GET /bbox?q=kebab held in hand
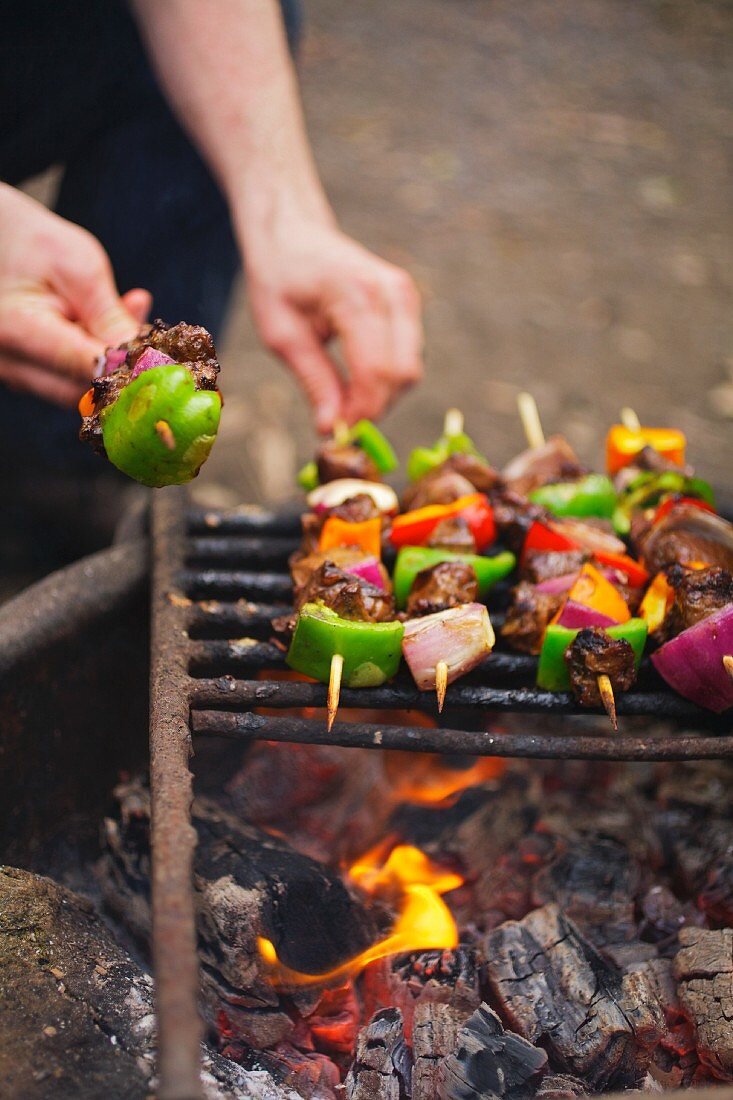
[284,402,733,728]
[79,320,222,487]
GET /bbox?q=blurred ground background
[201,0,733,507]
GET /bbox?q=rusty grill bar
[149,487,733,1098]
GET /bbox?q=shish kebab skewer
[515,392,621,729]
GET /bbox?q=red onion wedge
[556,600,618,630]
[100,348,128,376]
[130,347,176,380]
[651,603,733,713]
[535,571,580,595]
[344,556,385,591]
[402,603,495,691]
[307,478,399,516]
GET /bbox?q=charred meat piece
[296,561,395,622]
[501,581,564,654]
[441,451,501,493]
[329,493,382,524]
[402,468,476,510]
[667,565,733,630]
[640,505,733,575]
[522,549,589,584]
[490,488,549,552]
[565,628,637,707]
[502,434,586,497]
[290,546,391,596]
[425,515,477,553]
[406,560,479,617]
[80,319,221,454]
[316,441,380,484]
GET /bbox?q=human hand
[245,217,423,433]
[0,185,151,407]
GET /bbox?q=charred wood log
[362,947,481,1044]
[98,779,375,1051]
[344,1008,411,1100]
[439,1003,547,1100]
[0,866,298,1099]
[484,903,664,1090]
[673,926,733,1080]
[532,1075,586,1100]
[412,1001,473,1098]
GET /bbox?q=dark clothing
[0,0,300,575]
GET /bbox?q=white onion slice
[402,603,495,690]
[307,478,399,515]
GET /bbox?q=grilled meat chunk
[316,441,379,484]
[640,505,733,575]
[329,493,382,524]
[290,546,391,596]
[523,549,589,584]
[441,452,501,493]
[425,515,477,553]
[502,434,585,497]
[491,489,549,552]
[406,561,479,617]
[667,565,733,630]
[501,582,564,655]
[296,561,395,622]
[566,628,637,707]
[402,469,475,510]
[80,319,220,454]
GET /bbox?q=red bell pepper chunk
[520,520,580,566]
[592,549,650,589]
[389,493,495,551]
[653,496,715,526]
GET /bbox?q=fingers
[335,266,423,423]
[0,298,105,384]
[52,233,148,346]
[0,353,84,408]
[257,305,345,433]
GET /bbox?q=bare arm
[132,0,423,431]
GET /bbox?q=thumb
[121,287,153,326]
[55,242,146,347]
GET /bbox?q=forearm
[131,0,334,252]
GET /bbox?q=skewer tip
[155,420,177,451]
[327,653,344,733]
[517,392,545,450]
[596,673,618,731]
[620,407,641,433]
[443,408,464,438]
[723,655,733,682]
[435,660,448,714]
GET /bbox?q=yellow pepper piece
[639,572,675,634]
[565,562,631,624]
[606,424,686,475]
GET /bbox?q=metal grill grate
[148,486,732,1099]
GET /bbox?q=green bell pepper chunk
[612,471,715,535]
[393,546,516,610]
[406,425,486,482]
[529,474,617,520]
[537,618,648,693]
[286,602,404,687]
[100,364,221,488]
[350,420,398,474]
[297,461,320,492]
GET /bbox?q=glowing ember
[385,751,506,806]
[258,843,462,988]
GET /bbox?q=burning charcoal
[362,947,481,1044]
[698,851,733,925]
[484,903,664,1090]
[673,926,733,1080]
[439,1003,548,1100]
[532,1075,586,1100]
[531,837,640,951]
[0,866,291,1100]
[412,1002,473,1097]
[98,780,375,1051]
[345,1008,411,1100]
[638,884,704,953]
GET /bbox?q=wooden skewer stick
[443,408,464,437]
[435,660,448,714]
[327,653,344,733]
[723,655,733,682]
[620,407,641,432]
[333,419,351,447]
[155,420,177,451]
[596,673,618,731]
[517,392,545,450]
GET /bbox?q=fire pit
[2,486,732,1100]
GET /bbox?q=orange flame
[385,751,506,806]
[258,843,462,988]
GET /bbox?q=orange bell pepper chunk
[319,516,382,558]
[78,387,96,418]
[606,424,686,476]
[565,562,631,624]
